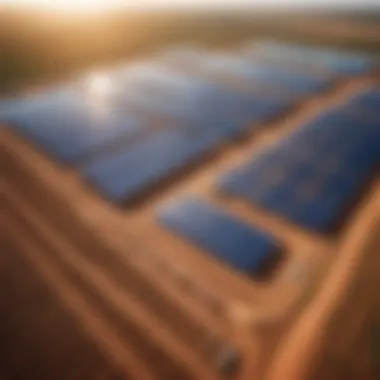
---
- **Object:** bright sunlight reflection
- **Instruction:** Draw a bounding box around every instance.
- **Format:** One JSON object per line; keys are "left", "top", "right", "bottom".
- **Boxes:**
{"left": 87, "top": 74, "right": 113, "bottom": 97}
{"left": 84, "top": 73, "right": 113, "bottom": 118}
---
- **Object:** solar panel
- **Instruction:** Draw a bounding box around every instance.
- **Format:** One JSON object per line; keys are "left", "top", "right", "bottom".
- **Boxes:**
{"left": 179, "top": 90, "right": 294, "bottom": 136}
{"left": 111, "top": 71, "right": 294, "bottom": 138}
{"left": 245, "top": 43, "right": 315, "bottom": 68}
{"left": 111, "top": 61, "right": 180, "bottom": 86}
{"left": 3, "top": 87, "right": 81, "bottom": 120}
{"left": 247, "top": 41, "right": 375, "bottom": 75}
{"left": 347, "top": 88, "right": 380, "bottom": 115}
{"left": 218, "top": 108, "right": 379, "bottom": 232}
{"left": 246, "top": 65, "right": 330, "bottom": 94}
{"left": 4, "top": 93, "right": 146, "bottom": 162}
{"left": 81, "top": 129, "right": 218, "bottom": 203}
{"left": 182, "top": 51, "right": 332, "bottom": 95}
{"left": 256, "top": 67, "right": 330, "bottom": 94}
{"left": 111, "top": 69, "right": 225, "bottom": 121}
{"left": 160, "top": 46, "right": 210, "bottom": 66}
{"left": 199, "top": 55, "right": 269, "bottom": 84}
{"left": 291, "top": 193, "right": 339, "bottom": 231}
{"left": 51, "top": 113, "right": 145, "bottom": 163}
{"left": 158, "top": 197, "right": 280, "bottom": 275}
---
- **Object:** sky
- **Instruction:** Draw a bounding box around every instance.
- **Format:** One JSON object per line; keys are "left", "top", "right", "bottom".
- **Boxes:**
{"left": 1, "top": 0, "right": 379, "bottom": 13}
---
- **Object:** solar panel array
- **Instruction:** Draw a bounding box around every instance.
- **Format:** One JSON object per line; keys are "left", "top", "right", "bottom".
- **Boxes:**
{"left": 158, "top": 197, "right": 281, "bottom": 276}
{"left": 2, "top": 40, "right": 379, "bottom": 273}
{"left": 2, "top": 39, "right": 380, "bottom": 380}
{"left": 348, "top": 87, "right": 380, "bottom": 115}
{"left": 4, "top": 41, "right": 375, "bottom": 205}
{"left": 218, "top": 106, "right": 379, "bottom": 233}
{"left": 157, "top": 92, "right": 379, "bottom": 276}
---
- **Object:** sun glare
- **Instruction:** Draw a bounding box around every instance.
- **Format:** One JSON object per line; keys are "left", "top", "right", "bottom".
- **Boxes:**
{"left": 87, "top": 74, "right": 113, "bottom": 97}
{"left": 83, "top": 73, "right": 114, "bottom": 118}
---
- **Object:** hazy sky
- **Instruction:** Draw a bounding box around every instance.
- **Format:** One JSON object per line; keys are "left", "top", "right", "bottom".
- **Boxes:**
{"left": 1, "top": 0, "right": 379, "bottom": 13}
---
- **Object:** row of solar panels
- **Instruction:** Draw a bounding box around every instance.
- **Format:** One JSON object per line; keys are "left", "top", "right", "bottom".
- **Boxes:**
{"left": 7, "top": 84, "right": 377, "bottom": 211}
{"left": 1, "top": 43, "right": 378, "bottom": 206}
{"left": 249, "top": 40, "right": 377, "bottom": 76}
{"left": 4, "top": 38, "right": 376, "bottom": 122}
{"left": 218, "top": 86, "right": 380, "bottom": 229}
{"left": 2, "top": 51, "right": 313, "bottom": 156}
{"left": 159, "top": 197, "right": 281, "bottom": 277}
{"left": 160, "top": 52, "right": 333, "bottom": 95}
{"left": 3, "top": 38, "right": 376, "bottom": 121}
{"left": 162, "top": 39, "right": 377, "bottom": 76}
{"left": 4, "top": 89, "right": 295, "bottom": 202}
{"left": 1, "top": 39, "right": 376, "bottom": 118}
{"left": 156, "top": 88, "right": 379, "bottom": 277}
{"left": 219, "top": 109, "right": 379, "bottom": 232}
